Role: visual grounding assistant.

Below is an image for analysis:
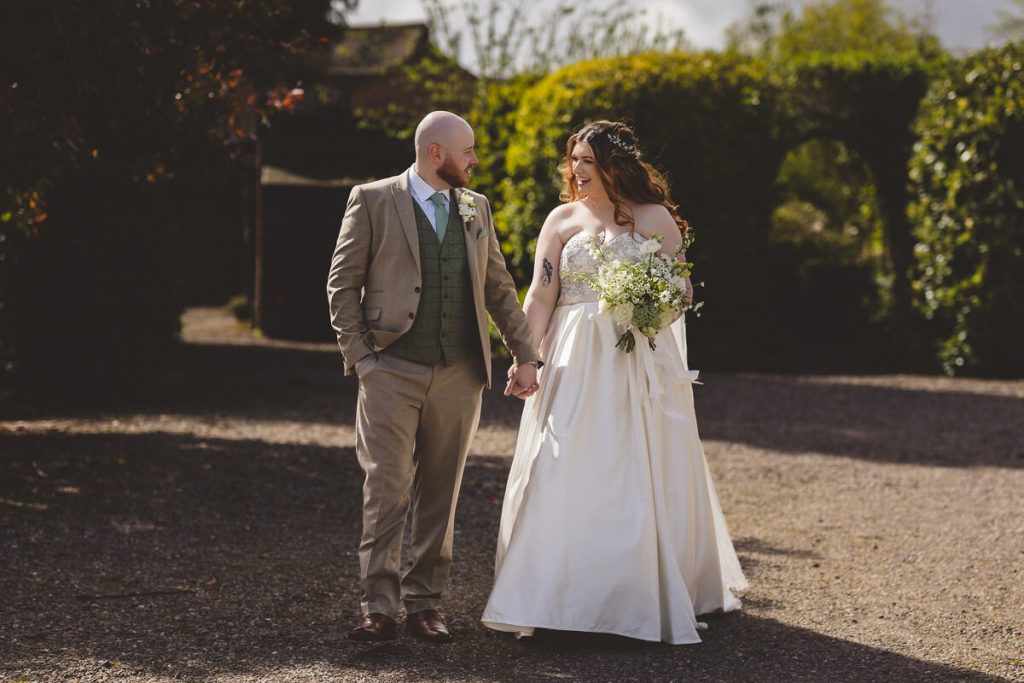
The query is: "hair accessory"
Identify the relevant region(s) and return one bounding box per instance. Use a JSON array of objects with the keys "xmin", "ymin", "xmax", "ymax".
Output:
[{"xmin": 584, "ymin": 129, "xmax": 641, "ymax": 160}]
